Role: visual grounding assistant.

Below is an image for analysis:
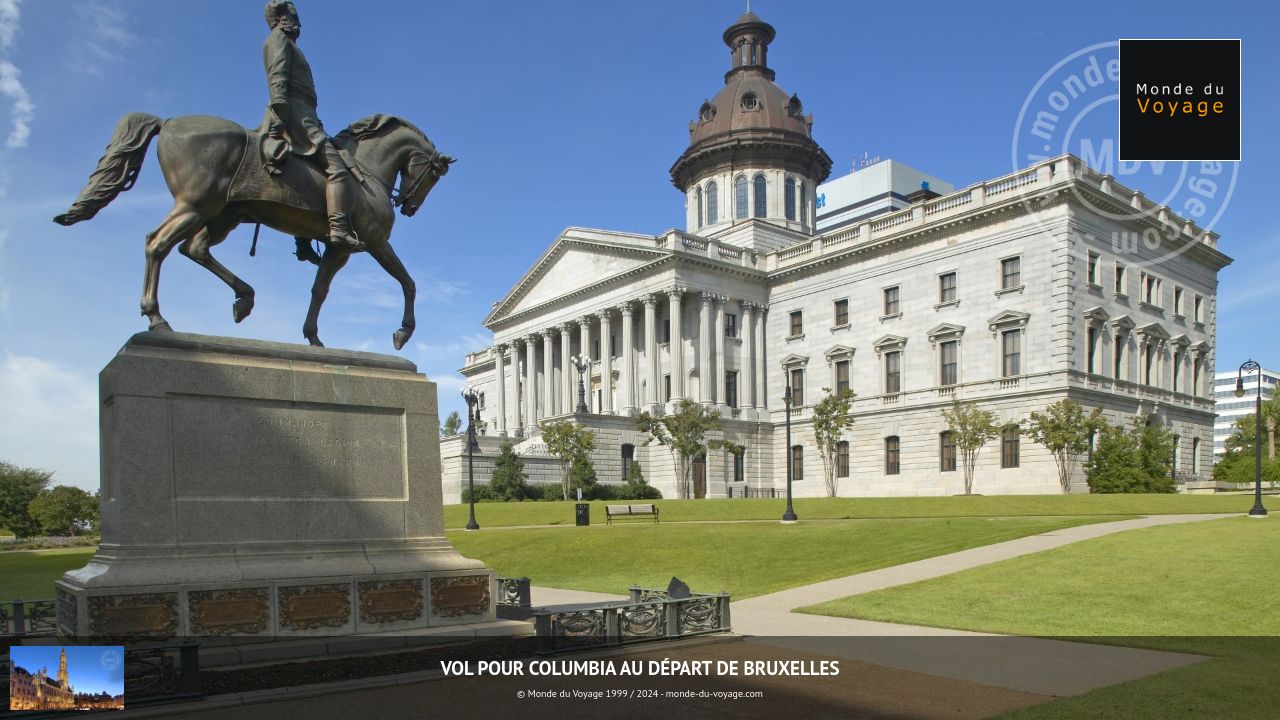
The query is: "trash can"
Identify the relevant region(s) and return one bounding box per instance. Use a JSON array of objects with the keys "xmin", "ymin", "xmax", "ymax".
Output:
[{"xmin": 575, "ymin": 503, "xmax": 590, "ymax": 526}]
